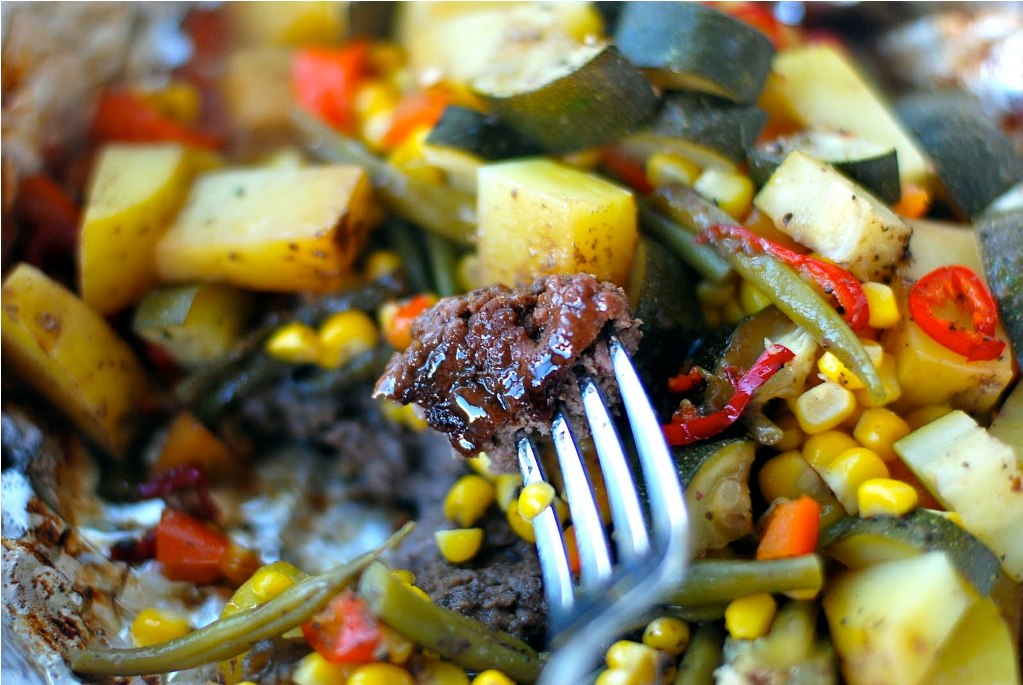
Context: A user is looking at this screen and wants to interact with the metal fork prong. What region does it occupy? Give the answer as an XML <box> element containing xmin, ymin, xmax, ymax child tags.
<box><xmin>580</xmin><ymin>378</ymin><xmax>651</xmax><ymax>562</ymax></box>
<box><xmin>608</xmin><ymin>334</ymin><xmax>689</xmax><ymax>549</ymax></box>
<box><xmin>518</xmin><ymin>435</ymin><xmax>575</xmax><ymax>623</ymax></box>
<box><xmin>551</xmin><ymin>411</ymin><xmax>614</xmax><ymax>589</ymax></box>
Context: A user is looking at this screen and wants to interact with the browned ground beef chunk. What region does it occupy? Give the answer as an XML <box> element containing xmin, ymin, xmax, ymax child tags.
<box><xmin>374</xmin><ymin>274</ymin><xmax>641</xmax><ymax>471</ymax></box>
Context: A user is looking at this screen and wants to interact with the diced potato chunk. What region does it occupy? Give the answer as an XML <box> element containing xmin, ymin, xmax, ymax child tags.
<box><xmin>759</xmin><ymin>44</ymin><xmax>931</xmax><ymax>188</ymax></box>
<box><xmin>925</xmin><ymin>598</ymin><xmax>1021</xmax><ymax>685</ymax></box>
<box><xmin>222</xmin><ymin>48</ymin><xmax>294</xmax><ymax>137</ymax></box>
<box><xmin>79</xmin><ymin>144</ymin><xmax>197</xmax><ymax>315</ymax></box>
<box><xmin>477</xmin><ymin>158</ymin><xmax>637</xmax><ymax>287</ymax></box>
<box><xmin>1</xmin><ymin>264</ymin><xmax>149</xmax><ymax>457</ymax></box>
<box><xmin>754</xmin><ymin>151</ymin><xmax>911</xmax><ymax>282</ymax></box>
<box><xmin>156</xmin><ymin>165</ymin><xmax>376</xmax><ymax>292</ymax></box>
<box><xmin>823</xmin><ymin>552</ymin><xmax>975</xmax><ymax>685</ymax></box>
<box><xmin>226</xmin><ymin>2</ymin><xmax>344</xmax><ymax>47</ymax></box>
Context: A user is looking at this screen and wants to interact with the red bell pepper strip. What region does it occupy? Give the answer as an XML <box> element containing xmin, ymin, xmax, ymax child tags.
<box><xmin>302</xmin><ymin>589</ymin><xmax>382</xmax><ymax>664</ymax></box>
<box><xmin>382</xmin><ymin>88</ymin><xmax>451</xmax><ymax>149</ymax></box>
<box><xmin>292</xmin><ymin>43</ymin><xmax>369</xmax><ymax>134</ymax></box>
<box><xmin>154</xmin><ymin>508</ymin><xmax>229</xmax><ymax>584</ymax></box>
<box><xmin>700</xmin><ymin>224</ymin><xmax>870</xmax><ymax>332</ymax></box>
<box><xmin>601</xmin><ymin>147</ymin><xmax>654</xmax><ymax>195</ymax></box>
<box><xmin>90</xmin><ymin>90</ymin><xmax>221</xmax><ymax>149</ymax></box>
<box><xmin>662</xmin><ymin>343</ymin><xmax>795</xmax><ymax>446</ymax></box>
<box><xmin>14</xmin><ymin>175</ymin><xmax>80</xmax><ymax>267</ymax></box>
<box><xmin>908</xmin><ymin>265</ymin><xmax>1006</xmax><ymax>362</ymax></box>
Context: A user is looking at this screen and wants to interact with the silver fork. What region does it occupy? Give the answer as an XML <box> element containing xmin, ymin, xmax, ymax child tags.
<box><xmin>518</xmin><ymin>332</ymin><xmax>691</xmax><ymax>684</ymax></box>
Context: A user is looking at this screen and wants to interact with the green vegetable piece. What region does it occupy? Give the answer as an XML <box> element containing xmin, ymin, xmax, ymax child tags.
<box><xmin>671</xmin><ymin>555</ymin><xmax>825</xmax><ymax>606</ymax></box>
<box><xmin>638</xmin><ymin>201</ymin><xmax>732</xmax><ymax>284</ymax></box>
<box><xmin>70</xmin><ymin>523</ymin><xmax>414</xmax><ymax>677</ymax></box>
<box><xmin>425</xmin><ymin>105</ymin><xmax>543</xmax><ymax>160</ymax></box>
<box><xmin>976</xmin><ymin>207</ymin><xmax>1023</xmax><ymax>370</ymax></box>
<box><xmin>674</xmin><ymin>438</ymin><xmax>756</xmax><ymax>554</ymax></box>
<box><xmin>293</xmin><ymin>108</ymin><xmax>475</xmax><ymax>244</ymax></box>
<box><xmin>424</xmin><ymin>232</ymin><xmax>461</xmax><ymax>298</ymax></box>
<box><xmin>652</xmin><ymin>93</ymin><xmax>767</xmax><ymax>164</ymax></box>
<box><xmin>358</xmin><ymin>562</ymin><xmax>543</xmax><ymax>683</ymax></box>
<box><xmin>674</xmin><ymin>623</ymin><xmax>725</xmax><ymax>685</ymax></box>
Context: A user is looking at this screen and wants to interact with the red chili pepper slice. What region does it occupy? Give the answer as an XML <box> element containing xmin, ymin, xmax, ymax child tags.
<box><xmin>667</xmin><ymin>367</ymin><xmax>704</xmax><ymax>394</ymax></box>
<box><xmin>302</xmin><ymin>589</ymin><xmax>382</xmax><ymax>663</ymax></box>
<box><xmin>700</xmin><ymin>224</ymin><xmax>870</xmax><ymax>332</ymax></box>
<box><xmin>662</xmin><ymin>343</ymin><xmax>795</xmax><ymax>446</ymax></box>
<box><xmin>292</xmin><ymin>43</ymin><xmax>369</xmax><ymax>134</ymax></box>
<box><xmin>154</xmin><ymin>508</ymin><xmax>229</xmax><ymax>584</ymax></box>
<box><xmin>600</xmin><ymin>147</ymin><xmax>654</xmax><ymax>195</ymax></box>
<box><xmin>908</xmin><ymin>265</ymin><xmax>1006</xmax><ymax>362</ymax></box>
<box><xmin>90</xmin><ymin>90</ymin><xmax>222</xmax><ymax>149</ymax></box>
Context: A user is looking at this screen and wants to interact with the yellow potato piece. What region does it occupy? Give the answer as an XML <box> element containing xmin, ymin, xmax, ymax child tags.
<box><xmin>79</xmin><ymin>143</ymin><xmax>197</xmax><ymax>315</ymax></box>
<box><xmin>477</xmin><ymin>158</ymin><xmax>637</xmax><ymax>287</ymax></box>
<box><xmin>925</xmin><ymin>597</ymin><xmax>1021</xmax><ymax>685</ymax></box>
<box><xmin>156</xmin><ymin>165</ymin><xmax>376</xmax><ymax>293</ymax></box>
<box><xmin>1</xmin><ymin>263</ymin><xmax>149</xmax><ymax>458</ymax></box>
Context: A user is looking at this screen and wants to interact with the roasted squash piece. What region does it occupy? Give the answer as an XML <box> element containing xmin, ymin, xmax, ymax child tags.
<box><xmin>78</xmin><ymin>143</ymin><xmax>199</xmax><ymax>315</ymax></box>
<box><xmin>477</xmin><ymin>158</ymin><xmax>637</xmax><ymax>287</ymax></box>
<box><xmin>1</xmin><ymin>263</ymin><xmax>150</xmax><ymax>458</ymax></box>
<box><xmin>155</xmin><ymin>165</ymin><xmax>376</xmax><ymax>293</ymax></box>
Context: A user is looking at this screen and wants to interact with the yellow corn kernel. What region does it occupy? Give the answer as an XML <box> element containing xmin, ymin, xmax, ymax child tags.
<box><xmin>379</xmin><ymin>625</ymin><xmax>415</xmax><ymax>664</ymax></box>
<box><xmin>820</xmin><ymin>447</ymin><xmax>890</xmax><ymax>514</ymax></box>
<box><xmin>594</xmin><ymin>669</ymin><xmax>640</xmax><ymax>685</ymax></box>
<box><xmin>348</xmin><ymin>663</ymin><xmax>415</xmax><ymax>685</ymax></box>
<box><xmin>467</xmin><ymin>452</ymin><xmax>496</xmax><ymax>480</ymax></box>
<box><xmin>495</xmin><ymin>474</ymin><xmax>522</xmax><ymax>511</ymax></box>
<box><xmin>364</xmin><ymin>249</ymin><xmax>402</xmax><ymax>280</ymax></box>
<box><xmin>773</xmin><ymin>412</ymin><xmax>805</xmax><ymax>452</ymax></box>
<box><xmin>518</xmin><ymin>481</ymin><xmax>557</xmax><ymax>520</ymax></box>
<box><xmin>265</xmin><ymin>322</ymin><xmax>321</xmax><ymax>364</ymax></box>
<box><xmin>435</xmin><ymin>528</ymin><xmax>484</xmax><ymax>564</ymax></box>
<box><xmin>793</xmin><ymin>381</ymin><xmax>857</xmax><ymax>434</ymax></box>
<box><xmin>694</xmin><ymin>167</ymin><xmax>755</xmax><ymax>219</ymax></box>
<box><xmin>725</xmin><ymin>594</ymin><xmax>777</xmax><ymax>640</ymax></box>
<box><xmin>817</xmin><ymin>351</ymin><xmax>865</xmax><ymax>390</ymax></box>
<box><xmin>559</xmin><ymin>148</ymin><xmax>603</xmax><ymax>170</ymax></box>
<box><xmin>418</xmin><ymin>660</ymin><xmax>471</xmax><ymax>685</ymax></box>
<box><xmin>759</xmin><ymin>450</ymin><xmax>812</xmax><ymax>504</ymax></box>
<box><xmin>443</xmin><ymin>474</ymin><xmax>495</xmax><ymax>527</ymax></box>
<box><xmin>643</xmin><ymin>616</ymin><xmax>691</xmax><ymax>656</ymax></box>
<box><xmin>398</xmin><ymin>403</ymin><xmax>429</xmax><ymax>431</ymax></box>
<box><xmin>739</xmin><ymin>279</ymin><xmax>772</xmax><ymax>315</ymax></box>
<box><xmin>606</xmin><ymin>640</ymin><xmax>659</xmax><ymax>682</ymax></box>
<box><xmin>862</xmin><ymin>282</ymin><xmax>901</xmax><ymax>329</ymax></box>
<box><xmin>388</xmin><ymin>128</ymin><xmax>445</xmax><ymax>184</ymax></box>
<box><xmin>927</xmin><ymin>508</ymin><xmax>964</xmax><ymax>527</ymax></box>
<box><xmin>354</xmin><ymin>80</ymin><xmax>400</xmax><ymax>151</ymax></box>
<box><xmin>857</xmin><ymin>478</ymin><xmax>918</xmax><ymax>518</ymax></box>
<box><xmin>802</xmin><ymin>430</ymin><xmax>858</xmax><ymax>470</ymax></box>
<box><xmin>318</xmin><ymin>310</ymin><xmax>378</xmax><ymax>369</ymax></box>
<box><xmin>905</xmin><ymin>404</ymin><xmax>952</xmax><ymax>430</ymax></box>
<box><xmin>293</xmin><ymin>652</ymin><xmax>355</xmax><ymax>685</ymax></box>
<box><xmin>142</xmin><ymin>80</ymin><xmax>202</xmax><ymax>126</ymax></box>
<box><xmin>249</xmin><ymin>565</ymin><xmax>298</xmax><ymax>602</ymax></box>
<box><xmin>646</xmin><ymin>152</ymin><xmax>701</xmax><ymax>188</ymax></box>
<box><xmin>471</xmin><ymin>670</ymin><xmax>516</xmax><ymax>685</ymax></box>
<box><xmin>407</xmin><ymin>583</ymin><xmax>433</xmax><ymax>603</ymax></box>
<box><xmin>853</xmin><ymin>407</ymin><xmax>911</xmax><ymax>461</ymax></box>
<box><xmin>131</xmin><ymin>607</ymin><xmax>190</xmax><ymax>647</ymax></box>
<box><xmin>506</xmin><ymin>500</ymin><xmax>536</xmax><ymax>543</ymax></box>
<box><xmin>853</xmin><ymin>355</ymin><xmax>902</xmax><ymax>408</ymax></box>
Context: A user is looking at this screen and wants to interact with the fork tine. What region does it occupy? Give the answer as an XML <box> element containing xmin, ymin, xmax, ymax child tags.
<box><xmin>517</xmin><ymin>436</ymin><xmax>575</xmax><ymax>625</ymax></box>
<box><xmin>550</xmin><ymin>411</ymin><xmax>614</xmax><ymax>589</ymax></box>
<box><xmin>579</xmin><ymin>378</ymin><xmax>651</xmax><ymax>562</ymax></box>
<box><xmin>608</xmin><ymin>334</ymin><xmax>689</xmax><ymax>550</ymax></box>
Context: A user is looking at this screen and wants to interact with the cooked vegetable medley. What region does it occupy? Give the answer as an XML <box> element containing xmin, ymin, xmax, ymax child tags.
<box><xmin>2</xmin><ymin>3</ymin><xmax>1022</xmax><ymax>685</ymax></box>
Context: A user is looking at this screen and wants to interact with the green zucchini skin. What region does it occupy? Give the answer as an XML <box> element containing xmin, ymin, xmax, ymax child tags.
<box><xmin>975</xmin><ymin>207</ymin><xmax>1023</xmax><ymax>369</ymax></box>
<box><xmin>896</xmin><ymin>91</ymin><xmax>1023</xmax><ymax>218</ymax></box>
<box><xmin>651</xmin><ymin>93</ymin><xmax>766</xmax><ymax>164</ymax></box>
<box><xmin>614</xmin><ymin>1</ymin><xmax>774</xmax><ymax>104</ymax></box>
<box><xmin>748</xmin><ymin>130</ymin><xmax>901</xmax><ymax>205</ymax></box>
<box><xmin>820</xmin><ymin>508</ymin><xmax>1003</xmax><ymax>596</ymax></box>
<box><xmin>425</xmin><ymin>106</ymin><xmax>543</xmax><ymax>160</ymax></box>
<box><xmin>474</xmin><ymin>43</ymin><xmax>657</xmax><ymax>154</ymax></box>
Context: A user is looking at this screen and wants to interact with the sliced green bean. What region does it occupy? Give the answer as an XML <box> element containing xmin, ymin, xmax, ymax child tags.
<box><xmin>384</xmin><ymin>219</ymin><xmax>433</xmax><ymax>293</ymax></box>
<box><xmin>358</xmin><ymin>562</ymin><xmax>543</xmax><ymax>684</ymax></box>
<box><xmin>71</xmin><ymin>524</ymin><xmax>414</xmax><ymax>677</ymax></box>
<box><xmin>671</xmin><ymin>555</ymin><xmax>824</xmax><ymax>606</ymax></box>
<box><xmin>294</xmin><ymin>109</ymin><xmax>476</xmax><ymax>245</ymax></box>
<box><xmin>425</xmin><ymin>232</ymin><xmax>461</xmax><ymax>298</ymax></box>
<box><xmin>638</xmin><ymin>201</ymin><xmax>732</xmax><ymax>284</ymax></box>
<box><xmin>647</xmin><ymin>184</ymin><xmax>884</xmax><ymax>401</ymax></box>
<box><xmin>674</xmin><ymin>623</ymin><xmax>725</xmax><ymax>685</ymax></box>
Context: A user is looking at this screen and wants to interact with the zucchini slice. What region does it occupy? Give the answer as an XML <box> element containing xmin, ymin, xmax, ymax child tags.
<box><xmin>425</xmin><ymin>106</ymin><xmax>543</xmax><ymax>160</ymax></box>
<box><xmin>472</xmin><ymin>41</ymin><xmax>657</xmax><ymax>153</ymax></box>
<box><xmin>820</xmin><ymin>509</ymin><xmax>1003</xmax><ymax>595</ymax></box>
<box><xmin>674</xmin><ymin>438</ymin><xmax>756</xmax><ymax>554</ymax></box>
<box><xmin>748</xmin><ymin>129</ymin><xmax>900</xmax><ymax>205</ymax></box>
<box><xmin>649</xmin><ymin>93</ymin><xmax>766</xmax><ymax>165</ymax></box>
<box><xmin>896</xmin><ymin>91</ymin><xmax>1023</xmax><ymax>218</ymax></box>
<box><xmin>974</xmin><ymin>207</ymin><xmax>1023</xmax><ymax>368</ymax></box>
<box><xmin>613</xmin><ymin>1</ymin><xmax>774</xmax><ymax>104</ymax></box>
